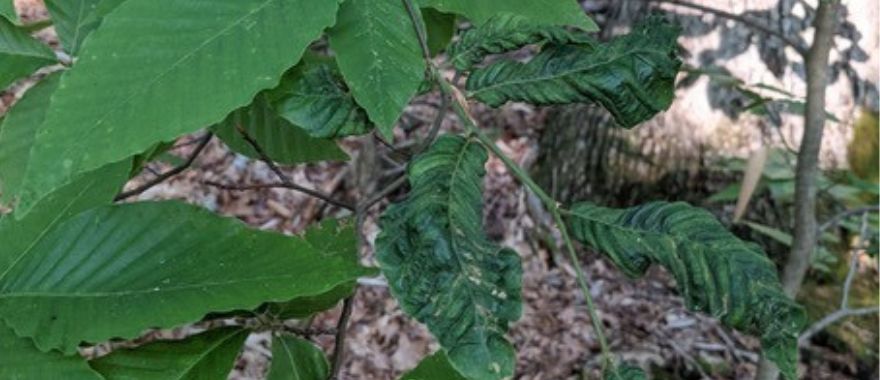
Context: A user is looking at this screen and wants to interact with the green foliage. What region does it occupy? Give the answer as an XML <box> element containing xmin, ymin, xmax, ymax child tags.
<box><xmin>422</xmin><ymin>8</ymin><xmax>457</xmax><ymax>55</ymax></box>
<box><xmin>90</xmin><ymin>328</ymin><xmax>248</xmax><ymax>380</ymax></box>
<box><xmin>272</xmin><ymin>62</ymin><xmax>371</xmax><ymax>139</ymax></box>
<box><xmin>0</xmin><ymin>17</ymin><xmax>56</xmax><ymax>90</ymax></box>
<box><xmin>467</xmin><ymin>18</ymin><xmax>681</xmax><ymax>128</ymax></box>
<box><xmin>17</xmin><ymin>0</ymin><xmax>340</xmax><ymax>216</ymax></box>
<box><xmin>448</xmin><ymin>13</ymin><xmax>591</xmax><ymax>70</ymax></box>
<box><xmin>0</xmin><ymin>0</ymin><xmax>16</xmax><ymax>22</ymax></box>
<box><xmin>401</xmin><ymin>352</ymin><xmax>467</xmax><ymax>380</ymax></box>
<box><xmin>267</xmin><ymin>335</ymin><xmax>329</xmax><ymax>380</ymax></box>
<box><xmin>418</xmin><ymin>0</ymin><xmax>597</xmax><ymax>31</ymax></box>
<box><xmin>0</xmin><ymin>324</ymin><xmax>103</xmax><ymax>379</ymax></box>
<box><xmin>604</xmin><ymin>363</ymin><xmax>647</xmax><ymax>380</ymax></box>
<box><xmin>213</xmin><ymin>93</ymin><xmax>348</xmax><ymax>164</ymax></box>
<box><xmin>376</xmin><ymin>135</ymin><xmax>522</xmax><ymax>380</ymax></box>
<box><xmin>566</xmin><ymin>202</ymin><xmax>806</xmax><ymax>379</ymax></box>
<box><xmin>328</xmin><ymin>0</ymin><xmax>426</xmax><ymax>139</ymax></box>
<box><xmin>263</xmin><ymin>282</ymin><xmax>355</xmax><ymax>320</ymax></box>
<box><xmin>0</xmin><ymin>203</ymin><xmax>369</xmax><ymax>354</ymax></box>
<box><xmin>44</xmin><ymin>0</ymin><xmax>102</xmax><ymax>55</ymax></box>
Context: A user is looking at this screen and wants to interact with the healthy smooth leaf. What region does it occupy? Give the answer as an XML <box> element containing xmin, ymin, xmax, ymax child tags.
<box><xmin>0</xmin><ymin>324</ymin><xmax>103</xmax><ymax>380</ymax></box>
<box><xmin>423</xmin><ymin>7</ymin><xmax>456</xmax><ymax>56</ymax></box>
<box><xmin>17</xmin><ymin>0</ymin><xmax>340</xmax><ymax>216</ymax></box>
<box><xmin>0</xmin><ymin>17</ymin><xmax>56</xmax><ymax>90</ymax></box>
<box><xmin>400</xmin><ymin>352</ymin><xmax>467</xmax><ymax>380</ymax></box>
<box><xmin>0</xmin><ymin>0</ymin><xmax>15</xmax><ymax>22</ymax></box>
<box><xmin>0</xmin><ymin>72</ymin><xmax>61</xmax><ymax>204</ymax></box>
<box><xmin>267</xmin><ymin>335</ymin><xmax>329</xmax><ymax>380</ymax></box>
<box><xmin>264</xmin><ymin>281</ymin><xmax>355</xmax><ymax>320</ymax></box>
<box><xmin>0</xmin><ymin>203</ymin><xmax>369</xmax><ymax>354</ymax></box>
<box><xmin>448</xmin><ymin>13</ymin><xmax>591</xmax><ymax>70</ymax></box>
<box><xmin>328</xmin><ymin>0</ymin><xmax>425</xmax><ymax>139</ymax></box>
<box><xmin>376</xmin><ymin>135</ymin><xmax>522</xmax><ymax>380</ymax></box>
<box><xmin>417</xmin><ymin>0</ymin><xmax>597</xmax><ymax>31</ymax></box>
<box><xmin>212</xmin><ymin>93</ymin><xmax>348</xmax><ymax>164</ymax></box>
<box><xmin>566</xmin><ymin>202</ymin><xmax>806</xmax><ymax>379</ymax></box>
<box><xmin>89</xmin><ymin>327</ymin><xmax>249</xmax><ymax>380</ymax></box>
<box><xmin>467</xmin><ymin>18</ymin><xmax>682</xmax><ymax>128</ymax></box>
<box><xmin>273</xmin><ymin>62</ymin><xmax>371</xmax><ymax>139</ymax></box>
<box><xmin>603</xmin><ymin>363</ymin><xmax>647</xmax><ymax>380</ymax></box>
<box><xmin>44</xmin><ymin>0</ymin><xmax>102</xmax><ymax>55</ymax></box>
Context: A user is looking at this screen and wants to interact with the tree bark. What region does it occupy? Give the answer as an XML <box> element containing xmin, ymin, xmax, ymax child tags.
<box><xmin>755</xmin><ymin>1</ymin><xmax>839</xmax><ymax>379</ymax></box>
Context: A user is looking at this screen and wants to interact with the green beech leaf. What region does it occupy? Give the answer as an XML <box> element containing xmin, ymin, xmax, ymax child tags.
<box><xmin>423</xmin><ymin>8</ymin><xmax>456</xmax><ymax>56</ymax></box>
<box><xmin>267</xmin><ymin>335</ymin><xmax>329</xmax><ymax>380</ymax></box>
<box><xmin>44</xmin><ymin>0</ymin><xmax>102</xmax><ymax>55</ymax></box>
<box><xmin>264</xmin><ymin>281</ymin><xmax>355</xmax><ymax>320</ymax></box>
<box><xmin>401</xmin><ymin>352</ymin><xmax>467</xmax><ymax>380</ymax></box>
<box><xmin>328</xmin><ymin>0</ymin><xmax>425</xmax><ymax>139</ymax></box>
<box><xmin>0</xmin><ymin>17</ymin><xmax>56</xmax><ymax>90</ymax></box>
<box><xmin>0</xmin><ymin>203</ymin><xmax>369</xmax><ymax>354</ymax></box>
<box><xmin>212</xmin><ymin>93</ymin><xmax>348</xmax><ymax>164</ymax></box>
<box><xmin>90</xmin><ymin>327</ymin><xmax>248</xmax><ymax>380</ymax></box>
<box><xmin>418</xmin><ymin>0</ymin><xmax>597</xmax><ymax>31</ymax></box>
<box><xmin>448</xmin><ymin>13</ymin><xmax>591</xmax><ymax>70</ymax></box>
<box><xmin>604</xmin><ymin>363</ymin><xmax>647</xmax><ymax>380</ymax></box>
<box><xmin>466</xmin><ymin>18</ymin><xmax>682</xmax><ymax>128</ymax></box>
<box><xmin>17</xmin><ymin>0</ymin><xmax>340</xmax><ymax>217</ymax></box>
<box><xmin>376</xmin><ymin>135</ymin><xmax>522</xmax><ymax>380</ymax></box>
<box><xmin>0</xmin><ymin>0</ymin><xmax>15</xmax><ymax>22</ymax></box>
<box><xmin>0</xmin><ymin>324</ymin><xmax>103</xmax><ymax>380</ymax></box>
<box><xmin>566</xmin><ymin>202</ymin><xmax>806</xmax><ymax>379</ymax></box>
<box><xmin>0</xmin><ymin>72</ymin><xmax>61</xmax><ymax>204</ymax></box>
<box><xmin>273</xmin><ymin>62</ymin><xmax>371</xmax><ymax>139</ymax></box>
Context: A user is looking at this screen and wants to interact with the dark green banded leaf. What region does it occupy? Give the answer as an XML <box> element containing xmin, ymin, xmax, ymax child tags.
<box><xmin>0</xmin><ymin>203</ymin><xmax>369</xmax><ymax>354</ymax></box>
<box><xmin>376</xmin><ymin>135</ymin><xmax>522</xmax><ymax>380</ymax></box>
<box><xmin>267</xmin><ymin>335</ymin><xmax>328</xmax><ymax>380</ymax></box>
<box><xmin>448</xmin><ymin>13</ymin><xmax>592</xmax><ymax>70</ymax></box>
<box><xmin>467</xmin><ymin>18</ymin><xmax>682</xmax><ymax>128</ymax></box>
<box><xmin>0</xmin><ymin>17</ymin><xmax>56</xmax><ymax>90</ymax></box>
<box><xmin>0</xmin><ymin>324</ymin><xmax>102</xmax><ymax>380</ymax></box>
<box><xmin>566</xmin><ymin>201</ymin><xmax>806</xmax><ymax>379</ymax></box>
<box><xmin>90</xmin><ymin>327</ymin><xmax>248</xmax><ymax>380</ymax></box>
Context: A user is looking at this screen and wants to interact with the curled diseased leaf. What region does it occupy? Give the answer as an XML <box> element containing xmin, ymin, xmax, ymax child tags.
<box><xmin>448</xmin><ymin>13</ymin><xmax>592</xmax><ymax>70</ymax></box>
<box><xmin>467</xmin><ymin>18</ymin><xmax>682</xmax><ymax>128</ymax></box>
<box><xmin>566</xmin><ymin>202</ymin><xmax>806</xmax><ymax>380</ymax></box>
<box><xmin>376</xmin><ymin>135</ymin><xmax>522</xmax><ymax>380</ymax></box>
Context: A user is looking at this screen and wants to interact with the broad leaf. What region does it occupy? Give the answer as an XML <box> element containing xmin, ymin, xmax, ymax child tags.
<box><xmin>0</xmin><ymin>72</ymin><xmax>61</xmax><ymax>204</ymax></box>
<box><xmin>566</xmin><ymin>202</ymin><xmax>806</xmax><ymax>379</ymax></box>
<box><xmin>467</xmin><ymin>18</ymin><xmax>682</xmax><ymax>128</ymax></box>
<box><xmin>90</xmin><ymin>327</ymin><xmax>248</xmax><ymax>380</ymax></box>
<box><xmin>604</xmin><ymin>363</ymin><xmax>647</xmax><ymax>380</ymax></box>
<box><xmin>328</xmin><ymin>0</ymin><xmax>425</xmax><ymax>139</ymax></box>
<box><xmin>400</xmin><ymin>352</ymin><xmax>467</xmax><ymax>380</ymax></box>
<box><xmin>0</xmin><ymin>324</ymin><xmax>102</xmax><ymax>380</ymax></box>
<box><xmin>44</xmin><ymin>0</ymin><xmax>102</xmax><ymax>55</ymax></box>
<box><xmin>0</xmin><ymin>17</ymin><xmax>56</xmax><ymax>90</ymax></box>
<box><xmin>418</xmin><ymin>0</ymin><xmax>597</xmax><ymax>31</ymax></box>
<box><xmin>267</xmin><ymin>335</ymin><xmax>329</xmax><ymax>380</ymax></box>
<box><xmin>17</xmin><ymin>0</ymin><xmax>340</xmax><ymax>216</ymax></box>
<box><xmin>423</xmin><ymin>8</ymin><xmax>456</xmax><ymax>56</ymax></box>
<box><xmin>0</xmin><ymin>203</ymin><xmax>369</xmax><ymax>354</ymax></box>
<box><xmin>0</xmin><ymin>0</ymin><xmax>15</xmax><ymax>22</ymax></box>
<box><xmin>448</xmin><ymin>13</ymin><xmax>591</xmax><ymax>70</ymax></box>
<box><xmin>273</xmin><ymin>62</ymin><xmax>371</xmax><ymax>139</ymax></box>
<box><xmin>376</xmin><ymin>135</ymin><xmax>522</xmax><ymax>380</ymax></box>
<box><xmin>264</xmin><ymin>281</ymin><xmax>355</xmax><ymax>320</ymax></box>
<box><xmin>213</xmin><ymin>93</ymin><xmax>348</xmax><ymax>164</ymax></box>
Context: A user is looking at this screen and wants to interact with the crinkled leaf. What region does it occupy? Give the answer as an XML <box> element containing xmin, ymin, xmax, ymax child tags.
<box><xmin>0</xmin><ymin>17</ymin><xmax>56</xmax><ymax>90</ymax></box>
<box><xmin>0</xmin><ymin>72</ymin><xmax>61</xmax><ymax>204</ymax></box>
<box><xmin>212</xmin><ymin>93</ymin><xmax>347</xmax><ymax>164</ymax></box>
<box><xmin>566</xmin><ymin>201</ymin><xmax>806</xmax><ymax>379</ymax></box>
<box><xmin>89</xmin><ymin>327</ymin><xmax>248</xmax><ymax>380</ymax></box>
<box><xmin>0</xmin><ymin>203</ymin><xmax>369</xmax><ymax>354</ymax></box>
<box><xmin>0</xmin><ymin>324</ymin><xmax>102</xmax><ymax>380</ymax></box>
<box><xmin>417</xmin><ymin>0</ymin><xmax>597</xmax><ymax>31</ymax></box>
<box><xmin>467</xmin><ymin>18</ymin><xmax>682</xmax><ymax>128</ymax></box>
<box><xmin>448</xmin><ymin>13</ymin><xmax>592</xmax><ymax>70</ymax></box>
<box><xmin>328</xmin><ymin>0</ymin><xmax>425</xmax><ymax>139</ymax></box>
<box><xmin>401</xmin><ymin>352</ymin><xmax>467</xmax><ymax>380</ymax></box>
<box><xmin>17</xmin><ymin>0</ymin><xmax>340</xmax><ymax>216</ymax></box>
<box><xmin>267</xmin><ymin>335</ymin><xmax>328</xmax><ymax>380</ymax></box>
<box><xmin>604</xmin><ymin>363</ymin><xmax>647</xmax><ymax>380</ymax></box>
<box><xmin>44</xmin><ymin>0</ymin><xmax>102</xmax><ymax>55</ymax></box>
<box><xmin>273</xmin><ymin>62</ymin><xmax>371</xmax><ymax>139</ymax></box>
<box><xmin>376</xmin><ymin>135</ymin><xmax>522</xmax><ymax>380</ymax></box>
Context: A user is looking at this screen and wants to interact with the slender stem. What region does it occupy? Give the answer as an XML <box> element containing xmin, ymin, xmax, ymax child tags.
<box><xmin>114</xmin><ymin>133</ymin><xmax>213</xmax><ymax>201</ymax></box>
<box><xmin>236</xmin><ymin>124</ymin><xmax>294</xmax><ymax>185</ymax></box>
<box><xmin>360</xmin><ymin>175</ymin><xmax>407</xmax><ymax>212</ymax></box>
<box><xmin>798</xmin><ymin>306</ymin><xmax>879</xmax><ymax>346</ymax></box>
<box><xmin>204</xmin><ymin>181</ymin><xmax>355</xmax><ymax>211</ymax></box>
<box><xmin>819</xmin><ymin>206</ymin><xmax>879</xmax><ymax>232</ymax></box>
<box><xmin>329</xmin><ymin>296</ymin><xmax>355</xmax><ymax>379</ymax></box>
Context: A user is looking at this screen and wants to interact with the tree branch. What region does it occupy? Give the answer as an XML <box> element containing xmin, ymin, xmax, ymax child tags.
<box><xmin>329</xmin><ymin>296</ymin><xmax>354</xmax><ymax>379</ymax></box>
<box><xmin>819</xmin><ymin>206</ymin><xmax>880</xmax><ymax>232</ymax></box>
<box><xmin>114</xmin><ymin>133</ymin><xmax>213</xmax><ymax>201</ymax></box>
<box><xmin>204</xmin><ymin>181</ymin><xmax>355</xmax><ymax>211</ymax></box>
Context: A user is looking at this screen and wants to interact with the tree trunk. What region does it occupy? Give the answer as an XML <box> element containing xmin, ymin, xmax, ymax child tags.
<box><xmin>755</xmin><ymin>1</ymin><xmax>839</xmax><ymax>379</ymax></box>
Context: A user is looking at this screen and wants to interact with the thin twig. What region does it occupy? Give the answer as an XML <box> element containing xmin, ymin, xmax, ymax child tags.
<box><xmin>114</xmin><ymin>134</ymin><xmax>213</xmax><ymax>201</ymax></box>
<box><xmin>819</xmin><ymin>206</ymin><xmax>879</xmax><ymax>232</ymax></box>
<box><xmin>651</xmin><ymin>0</ymin><xmax>808</xmax><ymax>56</ymax></box>
<box><xmin>329</xmin><ymin>296</ymin><xmax>355</xmax><ymax>379</ymax></box>
<box><xmin>236</xmin><ymin>125</ymin><xmax>294</xmax><ymax>184</ymax></box>
<box><xmin>360</xmin><ymin>175</ymin><xmax>408</xmax><ymax>212</ymax></box>
<box><xmin>204</xmin><ymin>181</ymin><xmax>355</xmax><ymax>211</ymax></box>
